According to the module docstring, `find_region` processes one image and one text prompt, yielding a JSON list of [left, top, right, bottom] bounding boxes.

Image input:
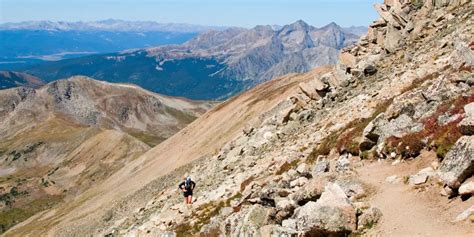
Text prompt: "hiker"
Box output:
[[178, 176, 196, 204]]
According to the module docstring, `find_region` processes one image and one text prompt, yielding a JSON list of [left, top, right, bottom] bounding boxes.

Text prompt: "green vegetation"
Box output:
[[0, 196, 63, 234]]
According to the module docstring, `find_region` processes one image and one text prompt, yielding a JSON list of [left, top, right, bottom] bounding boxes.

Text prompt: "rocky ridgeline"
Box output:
[[102, 1, 473, 236]]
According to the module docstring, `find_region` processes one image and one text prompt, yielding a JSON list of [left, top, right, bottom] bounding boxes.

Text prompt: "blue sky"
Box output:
[[0, 0, 382, 27]]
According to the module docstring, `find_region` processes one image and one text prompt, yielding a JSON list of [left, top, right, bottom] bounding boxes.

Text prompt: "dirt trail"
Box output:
[[357, 151, 474, 236]]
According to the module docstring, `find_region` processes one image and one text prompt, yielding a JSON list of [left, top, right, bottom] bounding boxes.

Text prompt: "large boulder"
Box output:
[[438, 136, 474, 189], [292, 183, 356, 236], [290, 176, 327, 206]]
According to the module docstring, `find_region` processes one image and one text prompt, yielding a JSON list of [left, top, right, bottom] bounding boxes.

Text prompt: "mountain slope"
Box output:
[[6, 0, 473, 236], [0, 71, 45, 89], [0, 77, 214, 233], [22, 21, 359, 100]]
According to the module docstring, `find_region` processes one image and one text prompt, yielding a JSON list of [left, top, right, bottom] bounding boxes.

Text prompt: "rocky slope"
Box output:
[[22, 21, 360, 100], [5, 0, 474, 236], [0, 77, 214, 233], [0, 71, 45, 89]]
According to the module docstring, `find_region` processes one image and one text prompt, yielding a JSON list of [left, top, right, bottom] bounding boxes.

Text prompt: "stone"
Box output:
[[438, 136, 474, 189], [292, 183, 356, 235], [440, 185, 455, 197], [336, 178, 366, 200], [454, 205, 474, 222], [290, 177, 309, 188], [459, 117, 474, 136], [358, 207, 382, 231], [291, 177, 327, 206], [458, 181, 474, 195], [335, 154, 351, 173], [259, 224, 298, 237], [298, 78, 328, 101], [296, 163, 312, 178], [339, 52, 357, 68], [386, 175, 401, 184], [282, 219, 297, 229], [464, 103, 474, 117], [275, 198, 297, 213], [364, 65, 378, 76], [409, 167, 434, 185], [384, 25, 404, 53], [312, 158, 330, 175]]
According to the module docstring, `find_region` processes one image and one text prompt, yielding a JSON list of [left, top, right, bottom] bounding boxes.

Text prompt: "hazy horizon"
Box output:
[[0, 0, 381, 28]]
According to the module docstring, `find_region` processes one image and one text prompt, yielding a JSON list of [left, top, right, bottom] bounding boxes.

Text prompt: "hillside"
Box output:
[[6, 0, 474, 236], [22, 21, 361, 100], [0, 71, 45, 89], [0, 77, 214, 232]]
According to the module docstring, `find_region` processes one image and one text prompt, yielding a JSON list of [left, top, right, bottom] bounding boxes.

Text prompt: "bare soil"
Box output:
[[358, 150, 474, 236]]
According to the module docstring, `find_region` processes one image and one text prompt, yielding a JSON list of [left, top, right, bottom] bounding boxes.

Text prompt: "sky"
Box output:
[[0, 0, 382, 28]]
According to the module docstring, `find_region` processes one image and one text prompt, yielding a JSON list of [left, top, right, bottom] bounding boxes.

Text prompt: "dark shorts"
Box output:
[[183, 190, 193, 197]]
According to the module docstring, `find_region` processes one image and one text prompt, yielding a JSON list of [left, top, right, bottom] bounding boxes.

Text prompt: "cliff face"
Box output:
[[5, 0, 474, 236]]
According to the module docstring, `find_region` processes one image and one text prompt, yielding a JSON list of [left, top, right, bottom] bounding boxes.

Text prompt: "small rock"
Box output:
[[459, 181, 474, 195], [290, 177, 309, 188], [336, 154, 351, 172], [454, 205, 474, 222], [409, 167, 434, 185], [358, 207, 382, 231], [386, 175, 401, 184], [458, 117, 474, 136], [313, 159, 330, 175], [440, 185, 455, 197]]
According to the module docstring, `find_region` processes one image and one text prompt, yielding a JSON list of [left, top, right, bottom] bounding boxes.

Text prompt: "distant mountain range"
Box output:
[[0, 19, 226, 32], [0, 20, 227, 68], [19, 20, 364, 100]]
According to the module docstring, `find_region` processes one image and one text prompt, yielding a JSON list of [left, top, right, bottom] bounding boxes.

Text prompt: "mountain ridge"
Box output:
[[21, 20, 360, 100]]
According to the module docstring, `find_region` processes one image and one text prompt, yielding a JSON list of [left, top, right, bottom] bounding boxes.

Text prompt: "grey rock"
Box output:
[[358, 207, 382, 231], [438, 136, 474, 189], [293, 183, 356, 235], [458, 181, 474, 195], [313, 159, 330, 175], [459, 117, 474, 136]]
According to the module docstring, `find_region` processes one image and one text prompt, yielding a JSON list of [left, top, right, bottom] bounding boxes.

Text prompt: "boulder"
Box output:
[[290, 177, 327, 206], [384, 25, 404, 53], [358, 207, 383, 231], [458, 181, 474, 196], [298, 78, 328, 101], [438, 136, 474, 189], [339, 52, 357, 69], [336, 178, 367, 200], [292, 183, 356, 235]]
